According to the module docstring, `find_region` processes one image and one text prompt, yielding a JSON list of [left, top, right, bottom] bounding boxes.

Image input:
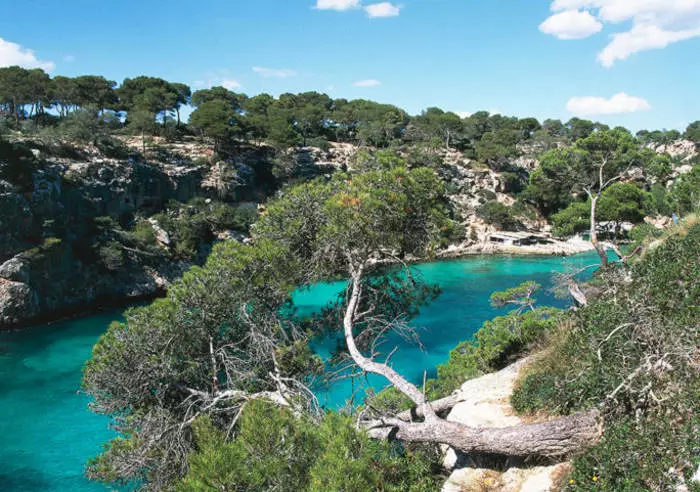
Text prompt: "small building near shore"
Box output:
[[488, 232, 553, 247]]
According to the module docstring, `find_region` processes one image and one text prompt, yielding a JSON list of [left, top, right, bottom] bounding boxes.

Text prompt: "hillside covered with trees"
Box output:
[[1, 65, 697, 329], [1, 65, 698, 490]]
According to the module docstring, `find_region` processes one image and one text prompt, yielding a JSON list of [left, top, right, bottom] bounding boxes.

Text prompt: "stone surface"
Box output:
[[441, 359, 571, 491]]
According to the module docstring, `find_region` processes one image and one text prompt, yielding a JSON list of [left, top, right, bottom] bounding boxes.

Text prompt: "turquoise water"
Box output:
[[0, 253, 598, 491]]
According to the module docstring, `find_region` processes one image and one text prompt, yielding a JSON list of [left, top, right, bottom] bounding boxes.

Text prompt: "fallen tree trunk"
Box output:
[[365, 410, 601, 458], [345, 263, 602, 458]]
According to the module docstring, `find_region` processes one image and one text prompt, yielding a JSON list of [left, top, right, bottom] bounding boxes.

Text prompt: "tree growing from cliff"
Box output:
[[82, 240, 323, 487], [256, 166, 600, 459], [490, 281, 540, 313], [537, 130, 640, 267], [685, 120, 700, 143]]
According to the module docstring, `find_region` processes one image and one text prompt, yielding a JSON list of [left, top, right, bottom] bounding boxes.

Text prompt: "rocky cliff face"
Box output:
[[0, 137, 247, 330], [1, 136, 695, 329]]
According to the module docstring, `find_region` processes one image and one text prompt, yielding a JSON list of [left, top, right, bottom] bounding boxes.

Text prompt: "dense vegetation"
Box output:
[[2, 65, 699, 155], [510, 218, 699, 490], [3, 65, 696, 250], [2, 65, 698, 489], [82, 161, 455, 489]]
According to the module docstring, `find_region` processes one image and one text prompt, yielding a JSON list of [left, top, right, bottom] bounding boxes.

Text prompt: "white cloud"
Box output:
[[252, 66, 297, 78], [354, 79, 382, 87], [0, 38, 54, 71], [541, 1, 700, 66], [364, 2, 401, 18], [539, 10, 603, 39], [315, 0, 360, 11], [221, 79, 242, 90], [566, 92, 652, 115], [598, 23, 700, 67], [455, 111, 472, 119], [63, 55, 76, 63]]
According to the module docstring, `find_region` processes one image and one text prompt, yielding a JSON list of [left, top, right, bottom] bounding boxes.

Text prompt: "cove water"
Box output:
[[0, 253, 597, 491]]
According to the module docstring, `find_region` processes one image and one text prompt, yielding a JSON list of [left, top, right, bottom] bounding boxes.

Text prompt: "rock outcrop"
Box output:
[[442, 359, 571, 492], [0, 138, 232, 329]]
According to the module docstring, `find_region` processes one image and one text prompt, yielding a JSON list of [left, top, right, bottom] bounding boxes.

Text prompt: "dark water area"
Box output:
[[0, 253, 599, 491]]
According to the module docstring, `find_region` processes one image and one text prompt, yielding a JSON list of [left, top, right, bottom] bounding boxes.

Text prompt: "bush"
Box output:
[[208, 202, 259, 232], [434, 308, 561, 397], [178, 401, 442, 492], [511, 222, 700, 488], [477, 201, 519, 231], [500, 171, 525, 194], [307, 136, 330, 152], [98, 242, 124, 271], [565, 411, 699, 491], [0, 139, 37, 190], [551, 201, 589, 238], [129, 220, 158, 248]]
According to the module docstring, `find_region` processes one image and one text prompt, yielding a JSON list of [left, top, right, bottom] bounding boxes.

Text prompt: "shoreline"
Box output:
[[1, 239, 595, 333], [437, 237, 596, 259]]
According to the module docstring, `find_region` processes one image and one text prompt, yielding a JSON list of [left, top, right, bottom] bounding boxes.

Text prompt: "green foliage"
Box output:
[[684, 120, 700, 143], [522, 147, 581, 216], [511, 223, 700, 488], [565, 411, 699, 491], [0, 138, 37, 190], [489, 281, 540, 313], [524, 130, 641, 219], [597, 182, 650, 225], [178, 404, 320, 491], [477, 201, 519, 231], [644, 153, 673, 182], [56, 108, 107, 143], [257, 165, 451, 276], [97, 242, 124, 271], [476, 129, 520, 168], [189, 100, 237, 147], [434, 308, 561, 398], [82, 238, 317, 486], [510, 199, 538, 222], [552, 183, 650, 238], [627, 223, 663, 249], [209, 202, 259, 232], [130, 220, 158, 247], [669, 164, 700, 214], [500, 171, 525, 193], [647, 184, 673, 216], [153, 201, 255, 260], [178, 401, 442, 492]]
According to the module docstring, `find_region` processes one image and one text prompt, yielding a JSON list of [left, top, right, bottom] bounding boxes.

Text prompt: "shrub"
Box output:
[[551, 201, 590, 238], [500, 172, 525, 194], [98, 243, 124, 271], [178, 401, 442, 492], [477, 201, 519, 231], [307, 136, 330, 152], [564, 411, 699, 491], [434, 308, 561, 398], [511, 222, 700, 488]]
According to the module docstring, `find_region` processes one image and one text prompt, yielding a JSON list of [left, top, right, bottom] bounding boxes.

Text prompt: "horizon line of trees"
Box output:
[[2, 65, 699, 154]]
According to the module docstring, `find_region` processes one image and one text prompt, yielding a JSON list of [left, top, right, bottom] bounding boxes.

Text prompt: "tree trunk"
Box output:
[[366, 410, 601, 458], [589, 195, 608, 268], [344, 265, 602, 458]]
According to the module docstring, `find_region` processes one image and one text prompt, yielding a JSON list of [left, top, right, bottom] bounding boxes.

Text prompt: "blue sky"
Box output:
[[1, 0, 698, 131]]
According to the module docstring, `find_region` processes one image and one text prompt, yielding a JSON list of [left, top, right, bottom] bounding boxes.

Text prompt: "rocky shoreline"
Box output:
[[438, 236, 595, 259], [0, 238, 596, 332]]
